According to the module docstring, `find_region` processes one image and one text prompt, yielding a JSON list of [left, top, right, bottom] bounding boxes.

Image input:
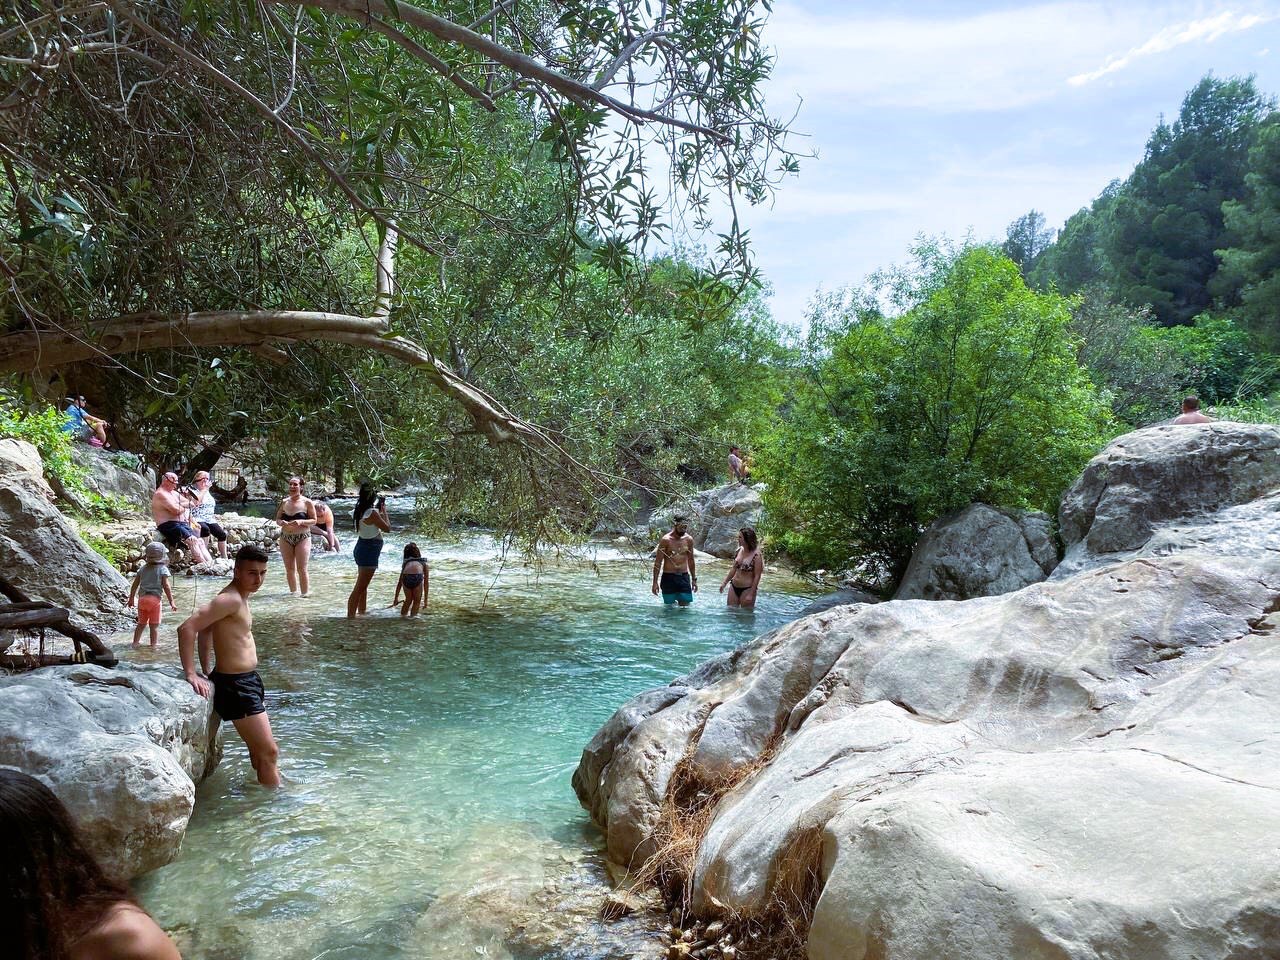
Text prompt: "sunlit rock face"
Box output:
[[577, 422, 1280, 960], [0, 663, 222, 880], [0, 438, 131, 627]]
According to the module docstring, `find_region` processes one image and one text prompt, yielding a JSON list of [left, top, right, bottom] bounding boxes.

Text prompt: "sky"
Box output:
[[737, 0, 1280, 326]]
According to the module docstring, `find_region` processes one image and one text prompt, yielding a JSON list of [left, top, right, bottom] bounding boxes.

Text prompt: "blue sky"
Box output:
[[739, 1, 1280, 326]]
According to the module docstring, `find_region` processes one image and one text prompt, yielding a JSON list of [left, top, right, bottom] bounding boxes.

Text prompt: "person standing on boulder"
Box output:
[[728, 445, 750, 485], [178, 545, 280, 788], [152, 471, 212, 565], [652, 516, 698, 606], [1173, 395, 1214, 424]]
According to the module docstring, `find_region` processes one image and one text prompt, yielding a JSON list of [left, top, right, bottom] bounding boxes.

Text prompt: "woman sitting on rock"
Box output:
[[189, 471, 228, 560], [719, 525, 764, 610], [0, 768, 181, 960], [275, 476, 317, 597]]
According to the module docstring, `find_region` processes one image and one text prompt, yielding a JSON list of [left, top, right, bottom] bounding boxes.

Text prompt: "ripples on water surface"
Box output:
[[125, 527, 817, 960]]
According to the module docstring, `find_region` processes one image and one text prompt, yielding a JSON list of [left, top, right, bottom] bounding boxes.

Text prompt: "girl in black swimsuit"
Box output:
[[392, 542, 429, 617], [719, 526, 763, 610]]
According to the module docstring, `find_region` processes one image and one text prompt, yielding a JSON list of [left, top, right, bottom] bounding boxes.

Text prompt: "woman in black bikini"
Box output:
[[275, 476, 317, 596], [719, 525, 763, 609]]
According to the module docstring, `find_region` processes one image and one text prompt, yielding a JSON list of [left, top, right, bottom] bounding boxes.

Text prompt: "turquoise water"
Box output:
[[124, 527, 815, 960]]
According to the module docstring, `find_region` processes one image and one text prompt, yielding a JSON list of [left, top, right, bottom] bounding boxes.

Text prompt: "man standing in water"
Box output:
[[652, 515, 698, 606], [178, 545, 280, 787]]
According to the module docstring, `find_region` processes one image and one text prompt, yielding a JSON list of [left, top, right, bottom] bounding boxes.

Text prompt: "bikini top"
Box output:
[[734, 552, 758, 573], [281, 511, 310, 521], [402, 556, 426, 569]]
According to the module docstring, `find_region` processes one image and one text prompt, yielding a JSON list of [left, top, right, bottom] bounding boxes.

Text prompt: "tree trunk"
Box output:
[[334, 460, 345, 495]]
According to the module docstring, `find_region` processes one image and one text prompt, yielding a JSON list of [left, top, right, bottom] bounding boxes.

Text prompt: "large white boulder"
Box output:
[[1056, 420, 1280, 576], [895, 503, 1057, 600], [0, 664, 222, 879], [0, 448, 131, 626], [576, 423, 1280, 959]]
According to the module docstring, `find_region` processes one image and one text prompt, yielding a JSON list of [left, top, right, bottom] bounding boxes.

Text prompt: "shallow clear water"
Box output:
[[124, 524, 815, 960]]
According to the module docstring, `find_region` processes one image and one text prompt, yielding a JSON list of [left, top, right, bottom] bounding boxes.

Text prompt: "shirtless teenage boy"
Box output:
[[178, 545, 280, 787], [652, 516, 698, 606]]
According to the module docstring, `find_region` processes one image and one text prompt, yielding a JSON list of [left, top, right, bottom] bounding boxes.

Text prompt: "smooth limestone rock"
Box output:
[[1056, 420, 1280, 577], [0, 446, 131, 626], [576, 422, 1280, 960], [895, 504, 1058, 601], [795, 587, 880, 617], [81, 446, 154, 510], [0, 664, 221, 880], [649, 484, 765, 559]]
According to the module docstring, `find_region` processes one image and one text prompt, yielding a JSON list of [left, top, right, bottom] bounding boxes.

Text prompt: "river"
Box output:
[[119, 513, 817, 959]]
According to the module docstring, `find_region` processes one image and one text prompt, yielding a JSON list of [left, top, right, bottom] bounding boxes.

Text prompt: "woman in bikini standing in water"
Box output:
[[719, 525, 763, 609], [275, 476, 317, 596]]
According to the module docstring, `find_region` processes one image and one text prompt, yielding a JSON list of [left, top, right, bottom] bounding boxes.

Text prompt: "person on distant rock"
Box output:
[[392, 542, 429, 617], [0, 768, 182, 960], [347, 484, 391, 618], [189, 471, 228, 559], [127, 542, 176, 646], [652, 515, 698, 606], [152, 471, 212, 565], [312, 496, 340, 552], [1173, 395, 1214, 424], [178, 544, 280, 788], [275, 476, 317, 596], [62, 395, 110, 448], [719, 525, 764, 610], [728, 445, 750, 485]]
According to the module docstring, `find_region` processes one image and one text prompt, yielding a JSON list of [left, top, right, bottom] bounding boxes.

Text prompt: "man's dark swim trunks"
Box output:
[[156, 520, 197, 544], [660, 571, 694, 605], [210, 670, 267, 721]]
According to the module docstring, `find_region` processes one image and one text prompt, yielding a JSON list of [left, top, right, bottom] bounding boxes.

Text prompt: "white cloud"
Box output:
[[1069, 11, 1278, 85], [765, 1, 1280, 112]]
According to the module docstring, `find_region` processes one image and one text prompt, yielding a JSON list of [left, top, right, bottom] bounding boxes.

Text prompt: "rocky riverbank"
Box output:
[[0, 662, 221, 880], [575, 421, 1280, 960]]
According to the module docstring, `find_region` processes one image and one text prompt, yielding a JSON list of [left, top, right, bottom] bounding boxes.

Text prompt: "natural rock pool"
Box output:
[[119, 523, 816, 959]]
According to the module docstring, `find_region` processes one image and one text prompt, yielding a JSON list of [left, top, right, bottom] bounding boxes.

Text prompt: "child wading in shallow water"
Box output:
[[392, 543, 429, 617], [128, 542, 176, 646]]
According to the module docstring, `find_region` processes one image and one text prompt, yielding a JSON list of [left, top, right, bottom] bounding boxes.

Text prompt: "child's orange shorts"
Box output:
[[137, 595, 162, 626]]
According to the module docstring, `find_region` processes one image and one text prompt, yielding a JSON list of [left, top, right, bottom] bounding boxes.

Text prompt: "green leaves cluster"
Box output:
[[760, 244, 1113, 581]]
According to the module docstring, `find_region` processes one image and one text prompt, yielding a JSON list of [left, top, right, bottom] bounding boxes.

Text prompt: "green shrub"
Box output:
[[0, 396, 88, 496]]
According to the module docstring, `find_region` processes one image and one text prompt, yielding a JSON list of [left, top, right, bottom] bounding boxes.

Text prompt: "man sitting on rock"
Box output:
[[1173, 395, 1214, 425], [152, 471, 212, 565], [652, 515, 698, 606], [62, 395, 110, 447]]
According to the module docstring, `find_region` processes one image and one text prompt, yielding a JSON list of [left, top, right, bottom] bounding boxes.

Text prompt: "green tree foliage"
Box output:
[[1029, 184, 1119, 295], [1218, 116, 1280, 350], [1098, 75, 1272, 325], [1002, 209, 1054, 275], [760, 244, 1114, 582]]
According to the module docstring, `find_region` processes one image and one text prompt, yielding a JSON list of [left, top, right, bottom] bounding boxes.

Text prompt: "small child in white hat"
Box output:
[[128, 542, 177, 646]]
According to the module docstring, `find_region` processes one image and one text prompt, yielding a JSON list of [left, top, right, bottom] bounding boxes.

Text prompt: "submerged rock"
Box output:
[[576, 422, 1280, 959], [0, 663, 221, 880], [894, 503, 1058, 601]]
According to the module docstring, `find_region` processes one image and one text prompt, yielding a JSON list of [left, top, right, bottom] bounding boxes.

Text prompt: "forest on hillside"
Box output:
[[1, 3, 1277, 581]]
